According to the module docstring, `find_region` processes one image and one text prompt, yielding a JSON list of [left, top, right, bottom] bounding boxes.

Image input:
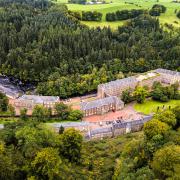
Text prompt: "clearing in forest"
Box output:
[[56, 0, 180, 29]]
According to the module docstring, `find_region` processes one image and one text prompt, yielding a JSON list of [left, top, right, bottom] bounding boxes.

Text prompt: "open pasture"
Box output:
[[57, 0, 180, 28]]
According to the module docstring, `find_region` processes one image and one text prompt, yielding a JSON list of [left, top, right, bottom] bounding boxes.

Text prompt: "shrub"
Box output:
[[143, 119, 170, 140]]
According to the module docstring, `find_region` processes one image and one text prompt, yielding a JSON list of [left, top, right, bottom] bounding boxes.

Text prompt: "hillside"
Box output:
[[57, 0, 180, 28]]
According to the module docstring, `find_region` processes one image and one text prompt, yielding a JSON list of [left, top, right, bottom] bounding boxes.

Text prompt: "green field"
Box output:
[[56, 0, 180, 29], [134, 99, 180, 115]]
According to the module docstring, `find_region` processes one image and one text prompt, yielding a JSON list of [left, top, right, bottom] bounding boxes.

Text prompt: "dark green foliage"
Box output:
[[32, 105, 51, 122], [0, 2, 179, 98], [106, 12, 116, 21], [60, 128, 83, 162], [0, 92, 8, 112], [82, 11, 102, 21], [149, 4, 166, 16], [172, 106, 180, 129], [20, 108, 28, 121], [121, 88, 134, 104], [149, 8, 161, 16], [37, 66, 110, 98], [68, 10, 82, 20], [177, 11, 180, 19], [106, 9, 144, 21], [68, 110, 83, 121], [151, 82, 180, 102], [59, 126, 64, 134], [68, 0, 87, 4], [0, 0, 51, 9], [55, 102, 70, 120], [152, 4, 167, 13]]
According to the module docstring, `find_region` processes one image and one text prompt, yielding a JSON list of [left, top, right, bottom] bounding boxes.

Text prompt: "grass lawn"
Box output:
[[56, 0, 180, 29], [134, 99, 180, 115]]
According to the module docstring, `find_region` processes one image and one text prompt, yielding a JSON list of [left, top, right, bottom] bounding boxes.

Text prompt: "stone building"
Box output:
[[97, 69, 180, 99], [80, 96, 124, 117], [154, 69, 180, 85], [136, 72, 162, 88], [14, 95, 59, 110], [97, 77, 138, 98]]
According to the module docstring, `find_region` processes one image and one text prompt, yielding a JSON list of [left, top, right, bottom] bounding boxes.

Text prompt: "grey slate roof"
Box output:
[[80, 96, 124, 111], [18, 95, 59, 104], [99, 76, 138, 90], [155, 69, 180, 76]]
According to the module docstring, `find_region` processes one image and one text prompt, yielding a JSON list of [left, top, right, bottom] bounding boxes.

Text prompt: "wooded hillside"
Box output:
[[0, 0, 179, 98]]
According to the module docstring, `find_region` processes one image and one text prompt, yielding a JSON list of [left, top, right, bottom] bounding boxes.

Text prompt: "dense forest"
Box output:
[[0, 0, 179, 98]]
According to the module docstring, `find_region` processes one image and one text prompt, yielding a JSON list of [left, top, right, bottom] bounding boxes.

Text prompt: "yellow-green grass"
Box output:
[[134, 99, 180, 115], [56, 0, 180, 28]]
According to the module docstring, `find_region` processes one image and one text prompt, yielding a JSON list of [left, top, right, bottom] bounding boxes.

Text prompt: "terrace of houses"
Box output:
[[80, 96, 124, 117]]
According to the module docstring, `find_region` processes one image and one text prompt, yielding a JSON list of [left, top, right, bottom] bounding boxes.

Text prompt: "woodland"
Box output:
[[0, 0, 179, 98]]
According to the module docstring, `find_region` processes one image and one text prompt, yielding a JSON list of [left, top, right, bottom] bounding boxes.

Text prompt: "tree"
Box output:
[[60, 128, 83, 162], [15, 125, 60, 158], [0, 142, 16, 180], [20, 108, 28, 121], [32, 105, 51, 122], [113, 139, 147, 179], [55, 103, 70, 120], [0, 92, 8, 112], [68, 110, 83, 121], [154, 110, 177, 128], [151, 82, 179, 102], [134, 166, 155, 180], [8, 105, 15, 116], [151, 145, 180, 179], [144, 134, 165, 159], [31, 148, 62, 180], [172, 106, 180, 128], [143, 119, 170, 140], [121, 88, 134, 104], [177, 10, 180, 19], [134, 86, 148, 104], [59, 126, 64, 134]]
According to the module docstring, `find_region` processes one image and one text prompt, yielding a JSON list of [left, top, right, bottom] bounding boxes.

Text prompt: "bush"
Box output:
[[82, 11, 102, 21], [68, 110, 83, 121], [149, 8, 161, 16], [149, 4, 166, 16], [0, 92, 8, 112], [151, 82, 179, 102], [154, 110, 177, 128], [177, 11, 180, 19], [106, 9, 144, 22], [121, 89, 134, 104], [106, 12, 116, 21], [152, 4, 166, 13], [143, 119, 170, 140], [32, 105, 51, 122]]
